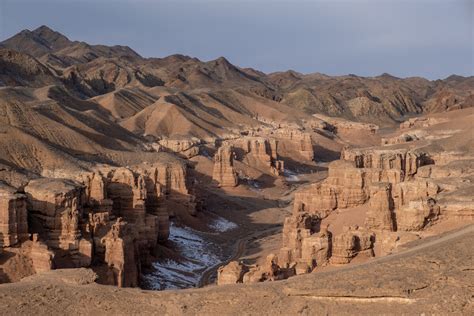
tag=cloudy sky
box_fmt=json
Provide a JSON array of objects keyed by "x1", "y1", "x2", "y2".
[{"x1": 0, "y1": 0, "x2": 472, "y2": 79}]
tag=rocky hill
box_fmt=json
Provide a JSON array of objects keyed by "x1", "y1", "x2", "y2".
[{"x1": 0, "y1": 25, "x2": 472, "y2": 314}]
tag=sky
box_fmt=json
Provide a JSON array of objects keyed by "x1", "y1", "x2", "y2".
[{"x1": 0, "y1": 0, "x2": 472, "y2": 79}]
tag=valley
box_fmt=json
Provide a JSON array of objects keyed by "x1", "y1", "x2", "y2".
[{"x1": 0, "y1": 25, "x2": 472, "y2": 315}]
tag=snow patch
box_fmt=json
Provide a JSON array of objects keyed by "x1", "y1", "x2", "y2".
[
  {"x1": 142, "y1": 223, "x2": 221, "y2": 290},
  {"x1": 284, "y1": 169, "x2": 300, "y2": 182},
  {"x1": 209, "y1": 217, "x2": 238, "y2": 232}
]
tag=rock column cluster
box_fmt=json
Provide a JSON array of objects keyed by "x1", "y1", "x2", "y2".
[
  {"x1": 0, "y1": 161, "x2": 195, "y2": 287},
  {"x1": 218, "y1": 146, "x2": 453, "y2": 285},
  {"x1": 212, "y1": 144, "x2": 238, "y2": 187}
]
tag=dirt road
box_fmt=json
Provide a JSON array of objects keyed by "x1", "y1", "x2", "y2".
[{"x1": 197, "y1": 225, "x2": 281, "y2": 287}]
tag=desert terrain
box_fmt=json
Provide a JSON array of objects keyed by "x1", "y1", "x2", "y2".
[{"x1": 0, "y1": 26, "x2": 473, "y2": 315}]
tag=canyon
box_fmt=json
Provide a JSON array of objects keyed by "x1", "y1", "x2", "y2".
[{"x1": 0, "y1": 26, "x2": 472, "y2": 315}]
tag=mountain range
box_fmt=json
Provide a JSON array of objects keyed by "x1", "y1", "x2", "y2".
[{"x1": 0, "y1": 25, "x2": 472, "y2": 173}]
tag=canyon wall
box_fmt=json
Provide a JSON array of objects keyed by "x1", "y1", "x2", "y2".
[
  {"x1": 219, "y1": 138, "x2": 473, "y2": 284},
  {"x1": 0, "y1": 161, "x2": 195, "y2": 287},
  {"x1": 212, "y1": 144, "x2": 238, "y2": 187}
]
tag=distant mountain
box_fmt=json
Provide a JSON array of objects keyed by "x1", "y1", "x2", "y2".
[
  {"x1": 1, "y1": 25, "x2": 141, "y2": 67},
  {"x1": 0, "y1": 25, "x2": 472, "y2": 130}
]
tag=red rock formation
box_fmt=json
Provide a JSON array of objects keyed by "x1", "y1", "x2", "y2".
[
  {"x1": 217, "y1": 261, "x2": 248, "y2": 285},
  {"x1": 157, "y1": 138, "x2": 201, "y2": 159},
  {"x1": 397, "y1": 198, "x2": 440, "y2": 231},
  {"x1": 6, "y1": 160, "x2": 196, "y2": 287},
  {"x1": 0, "y1": 183, "x2": 28, "y2": 247},
  {"x1": 341, "y1": 147, "x2": 424, "y2": 180},
  {"x1": 271, "y1": 129, "x2": 314, "y2": 161},
  {"x1": 280, "y1": 213, "x2": 319, "y2": 266},
  {"x1": 103, "y1": 218, "x2": 139, "y2": 287},
  {"x1": 219, "y1": 254, "x2": 293, "y2": 284},
  {"x1": 300, "y1": 227, "x2": 331, "y2": 269},
  {"x1": 330, "y1": 226, "x2": 375, "y2": 265},
  {"x1": 276, "y1": 146, "x2": 436, "y2": 277},
  {"x1": 212, "y1": 144, "x2": 238, "y2": 187},
  {"x1": 29, "y1": 234, "x2": 54, "y2": 272},
  {"x1": 392, "y1": 179, "x2": 439, "y2": 209},
  {"x1": 232, "y1": 137, "x2": 284, "y2": 176},
  {"x1": 365, "y1": 183, "x2": 395, "y2": 231},
  {"x1": 24, "y1": 178, "x2": 86, "y2": 259}
]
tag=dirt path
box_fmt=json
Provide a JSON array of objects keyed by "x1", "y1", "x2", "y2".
[
  {"x1": 197, "y1": 172, "x2": 327, "y2": 288},
  {"x1": 197, "y1": 226, "x2": 281, "y2": 287}
]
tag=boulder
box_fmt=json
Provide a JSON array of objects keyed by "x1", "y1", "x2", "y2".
[
  {"x1": 217, "y1": 261, "x2": 248, "y2": 285},
  {"x1": 330, "y1": 227, "x2": 375, "y2": 265}
]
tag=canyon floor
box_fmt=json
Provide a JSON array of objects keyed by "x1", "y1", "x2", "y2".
[
  {"x1": 0, "y1": 26, "x2": 473, "y2": 315},
  {"x1": 1, "y1": 223, "x2": 472, "y2": 315}
]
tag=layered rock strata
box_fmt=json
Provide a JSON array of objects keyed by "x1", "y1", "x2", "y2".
[
  {"x1": 218, "y1": 254, "x2": 295, "y2": 285},
  {"x1": 0, "y1": 161, "x2": 195, "y2": 287},
  {"x1": 157, "y1": 138, "x2": 201, "y2": 159},
  {"x1": 330, "y1": 226, "x2": 375, "y2": 264},
  {"x1": 267, "y1": 145, "x2": 446, "y2": 281},
  {"x1": 0, "y1": 183, "x2": 28, "y2": 248},
  {"x1": 270, "y1": 129, "x2": 314, "y2": 161},
  {"x1": 231, "y1": 137, "x2": 284, "y2": 176},
  {"x1": 212, "y1": 144, "x2": 238, "y2": 187}
]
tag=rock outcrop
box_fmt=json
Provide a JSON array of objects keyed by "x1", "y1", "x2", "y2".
[
  {"x1": 103, "y1": 218, "x2": 139, "y2": 287},
  {"x1": 313, "y1": 114, "x2": 379, "y2": 134},
  {"x1": 397, "y1": 198, "x2": 440, "y2": 231},
  {"x1": 271, "y1": 129, "x2": 314, "y2": 161},
  {"x1": 24, "y1": 178, "x2": 88, "y2": 267},
  {"x1": 0, "y1": 159, "x2": 196, "y2": 287},
  {"x1": 29, "y1": 234, "x2": 55, "y2": 273},
  {"x1": 218, "y1": 254, "x2": 294, "y2": 285},
  {"x1": 365, "y1": 183, "x2": 395, "y2": 231},
  {"x1": 231, "y1": 137, "x2": 284, "y2": 176},
  {"x1": 399, "y1": 117, "x2": 447, "y2": 129},
  {"x1": 299, "y1": 227, "x2": 331, "y2": 269},
  {"x1": 157, "y1": 138, "x2": 201, "y2": 159},
  {"x1": 0, "y1": 183, "x2": 28, "y2": 247},
  {"x1": 273, "y1": 142, "x2": 446, "y2": 280},
  {"x1": 381, "y1": 133, "x2": 419, "y2": 146},
  {"x1": 341, "y1": 147, "x2": 424, "y2": 180},
  {"x1": 330, "y1": 226, "x2": 375, "y2": 264},
  {"x1": 212, "y1": 144, "x2": 238, "y2": 187},
  {"x1": 217, "y1": 261, "x2": 248, "y2": 285}
]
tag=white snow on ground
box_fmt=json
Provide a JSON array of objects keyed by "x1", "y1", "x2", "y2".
[
  {"x1": 284, "y1": 169, "x2": 300, "y2": 182},
  {"x1": 247, "y1": 179, "x2": 262, "y2": 193},
  {"x1": 209, "y1": 217, "x2": 238, "y2": 232},
  {"x1": 142, "y1": 223, "x2": 221, "y2": 290}
]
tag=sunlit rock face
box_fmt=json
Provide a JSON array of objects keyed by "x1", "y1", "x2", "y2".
[
  {"x1": 330, "y1": 226, "x2": 375, "y2": 265},
  {"x1": 24, "y1": 178, "x2": 85, "y2": 256},
  {"x1": 212, "y1": 144, "x2": 238, "y2": 187},
  {"x1": 0, "y1": 159, "x2": 198, "y2": 287},
  {"x1": 272, "y1": 143, "x2": 444, "y2": 278},
  {"x1": 0, "y1": 183, "x2": 28, "y2": 248},
  {"x1": 230, "y1": 137, "x2": 284, "y2": 176}
]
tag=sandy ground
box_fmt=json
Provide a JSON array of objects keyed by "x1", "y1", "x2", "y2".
[{"x1": 0, "y1": 224, "x2": 471, "y2": 315}]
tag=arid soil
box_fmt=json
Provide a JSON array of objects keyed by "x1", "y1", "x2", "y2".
[
  {"x1": 0, "y1": 224, "x2": 471, "y2": 315},
  {"x1": 0, "y1": 25, "x2": 473, "y2": 315}
]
